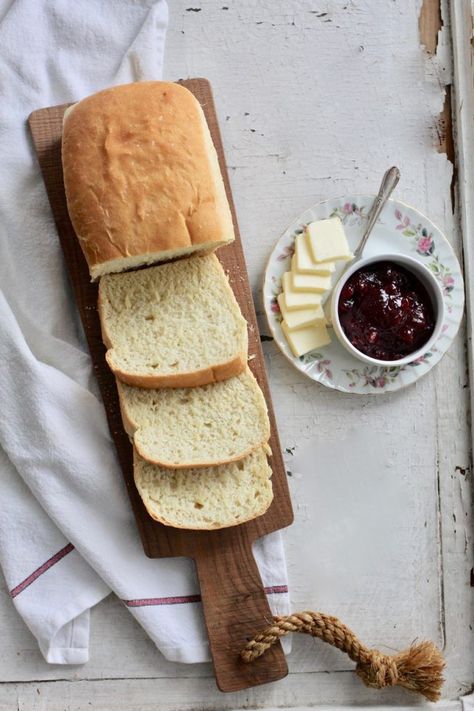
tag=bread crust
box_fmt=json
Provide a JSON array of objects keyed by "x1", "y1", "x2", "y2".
[
  {"x1": 108, "y1": 350, "x2": 247, "y2": 389},
  {"x1": 62, "y1": 82, "x2": 234, "y2": 278},
  {"x1": 134, "y1": 436, "x2": 265, "y2": 470},
  {"x1": 140, "y1": 498, "x2": 272, "y2": 530}
]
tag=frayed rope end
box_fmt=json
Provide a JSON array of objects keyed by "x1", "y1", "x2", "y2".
[
  {"x1": 240, "y1": 612, "x2": 445, "y2": 702},
  {"x1": 358, "y1": 639, "x2": 444, "y2": 702}
]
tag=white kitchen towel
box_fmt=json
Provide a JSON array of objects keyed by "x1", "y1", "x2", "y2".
[
  {"x1": 0, "y1": 0, "x2": 290, "y2": 665},
  {"x1": 462, "y1": 693, "x2": 474, "y2": 711}
]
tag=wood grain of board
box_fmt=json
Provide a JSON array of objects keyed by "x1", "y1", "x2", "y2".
[{"x1": 28, "y1": 78, "x2": 293, "y2": 693}]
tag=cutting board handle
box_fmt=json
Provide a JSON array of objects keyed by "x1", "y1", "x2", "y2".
[{"x1": 195, "y1": 530, "x2": 288, "y2": 692}]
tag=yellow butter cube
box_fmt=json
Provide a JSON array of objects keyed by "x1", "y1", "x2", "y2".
[
  {"x1": 282, "y1": 271, "x2": 322, "y2": 310},
  {"x1": 294, "y1": 235, "x2": 336, "y2": 275},
  {"x1": 306, "y1": 217, "x2": 352, "y2": 263},
  {"x1": 281, "y1": 320, "x2": 331, "y2": 357},
  {"x1": 291, "y1": 270, "x2": 332, "y2": 294},
  {"x1": 277, "y1": 293, "x2": 325, "y2": 330}
]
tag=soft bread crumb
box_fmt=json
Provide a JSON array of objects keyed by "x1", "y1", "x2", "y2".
[
  {"x1": 118, "y1": 368, "x2": 270, "y2": 467},
  {"x1": 134, "y1": 447, "x2": 273, "y2": 529},
  {"x1": 99, "y1": 254, "x2": 248, "y2": 387}
]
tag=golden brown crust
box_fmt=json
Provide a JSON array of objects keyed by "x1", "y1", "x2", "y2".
[
  {"x1": 142, "y1": 503, "x2": 271, "y2": 530},
  {"x1": 116, "y1": 381, "x2": 135, "y2": 439},
  {"x1": 107, "y1": 350, "x2": 248, "y2": 389},
  {"x1": 97, "y1": 283, "x2": 113, "y2": 349},
  {"x1": 62, "y1": 82, "x2": 234, "y2": 278},
  {"x1": 134, "y1": 439, "x2": 265, "y2": 471}
]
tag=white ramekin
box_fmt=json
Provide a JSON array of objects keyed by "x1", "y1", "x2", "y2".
[{"x1": 330, "y1": 253, "x2": 445, "y2": 367}]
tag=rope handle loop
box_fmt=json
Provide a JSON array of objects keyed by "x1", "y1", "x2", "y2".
[{"x1": 240, "y1": 611, "x2": 444, "y2": 702}]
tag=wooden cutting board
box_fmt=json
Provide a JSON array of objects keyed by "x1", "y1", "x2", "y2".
[{"x1": 28, "y1": 78, "x2": 293, "y2": 692}]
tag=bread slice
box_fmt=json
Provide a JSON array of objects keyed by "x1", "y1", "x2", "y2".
[
  {"x1": 118, "y1": 368, "x2": 270, "y2": 468},
  {"x1": 62, "y1": 82, "x2": 235, "y2": 279},
  {"x1": 134, "y1": 448, "x2": 273, "y2": 529},
  {"x1": 99, "y1": 254, "x2": 248, "y2": 388}
]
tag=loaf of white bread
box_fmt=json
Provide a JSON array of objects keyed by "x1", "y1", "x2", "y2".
[
  {"x1": 62, "y1": 81, "x2": 235, "y2": 280},
  {"x1": 103, "y1": 255, "x2": 274, "y2": 527},
  {"x1": 63, "y1": 82, "x2": 274, "y2": 529}
]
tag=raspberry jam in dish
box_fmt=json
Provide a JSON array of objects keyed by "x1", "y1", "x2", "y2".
[{"x1": 338, "y1": 261, "x2": 435, "y2": 361}]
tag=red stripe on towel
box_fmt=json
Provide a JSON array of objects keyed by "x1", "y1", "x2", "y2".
[
  {"x1": 124, "y1": 594, "x2": 202, "y2": 607},
  {"x1": 10, "y1": 543, "x2": 75, "y2": 598},
  {"x1": 263, "y1": 584, "x2": 289, "y2": 595},
  {"x1": 123, "y1": 585, "x2": 288, "y2": 608}
]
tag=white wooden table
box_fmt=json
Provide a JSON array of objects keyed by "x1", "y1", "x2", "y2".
[{"x1": 1, "y1": 1, "x2": 473, "y2": 709}]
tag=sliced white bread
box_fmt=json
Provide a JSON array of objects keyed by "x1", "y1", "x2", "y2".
[
  {"x1": 117, "y1": 368, "x2": 270, "y2": 468},
  {"x1": 99, "y1": 254, "x2": 248, "y2": 388},
  {"x1": 134, "y1": 448, "x2": 273, "y2": 530}
]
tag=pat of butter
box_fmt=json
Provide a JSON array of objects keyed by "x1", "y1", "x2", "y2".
[
  {"x1": 292, "y1": 253, "x2": 335, "y2": 276},
  {"x1": 282, "y1": 271, "x2": 322, "y2": 310},
  {"x1": 277, "y1": 293, "x2": 325, "y2": 330},
  {"x1": 292, "y1": 270, "x2": 332, "y2": 294},
  {"x1": 294, "y1": 235, "x2": 336, "y2": 275},
  {"x1": 281, "y1": 320, "x2": 331, "y2": 357},
  {"x1": 306, "y1": 217, "x2": 352, "y2": 263}
]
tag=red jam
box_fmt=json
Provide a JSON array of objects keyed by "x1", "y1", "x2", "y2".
[{"x1": 338, "y1": 261, "x2": 435, "y2": 361}]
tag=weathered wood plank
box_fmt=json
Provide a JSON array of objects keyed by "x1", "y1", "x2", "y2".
[{"x1": 0, "y1": 676, "x2": 464, "y2": 711}]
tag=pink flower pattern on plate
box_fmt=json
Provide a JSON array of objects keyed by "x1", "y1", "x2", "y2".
[
  {"x1": 395, "y1": 209, "x2": 453, "y2": 297},
  {"x1": 443, "y1": 274, "x2": 454, "y2": 291},
  {"x1": 417, "y1": 235, "x2": 434, "y2": 255},
  {"x1": 277, "y1": 243, "x2": 296, "y2": 262},
  {"x1": 330, "y1": 203, "x2": 366, "y2": 225}
]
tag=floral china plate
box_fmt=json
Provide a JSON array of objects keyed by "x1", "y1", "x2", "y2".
[{"x1": 263, "y1": 196, "x2": 464, "y2": 394}]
